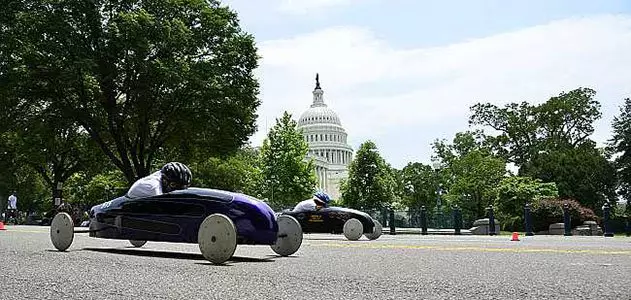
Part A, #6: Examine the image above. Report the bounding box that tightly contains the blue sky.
[221,0,631,169]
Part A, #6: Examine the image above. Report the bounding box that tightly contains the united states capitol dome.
[298,106,342,126]
[297,74,343,126]
[298,89,342,126]
[296,73,353,200]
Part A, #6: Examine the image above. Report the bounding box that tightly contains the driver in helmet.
[292,191,331,212]
[126,162,192,199]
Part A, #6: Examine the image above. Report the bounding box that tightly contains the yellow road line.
[1,229,47,234]
[309,242,631,255]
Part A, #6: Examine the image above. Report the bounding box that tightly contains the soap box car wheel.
[271,215,303,256]
[343,218,363,241]
[198,213,237,264]
[50,212,75,251]
[365,219,382,240]
[129,240,147,247]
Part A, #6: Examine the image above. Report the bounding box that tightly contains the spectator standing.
[6,191,17,224]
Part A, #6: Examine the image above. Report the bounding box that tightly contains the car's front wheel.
[50,212,74,251]
[343,218,363,241]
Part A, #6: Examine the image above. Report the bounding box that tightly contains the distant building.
[297,74,354,199]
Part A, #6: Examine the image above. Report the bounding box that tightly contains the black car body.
[280,206,376,234]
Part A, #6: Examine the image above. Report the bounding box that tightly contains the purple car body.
[88,187,279,245]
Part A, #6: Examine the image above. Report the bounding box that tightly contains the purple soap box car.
[49,187,303,264]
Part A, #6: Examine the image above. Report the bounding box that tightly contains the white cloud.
[276,0,356,14]
[251,15,631,168]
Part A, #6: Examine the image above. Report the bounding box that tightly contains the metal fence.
[362,207,482,229]
[268,201,631,236]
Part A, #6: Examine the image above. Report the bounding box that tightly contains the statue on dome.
[315,73,321,89]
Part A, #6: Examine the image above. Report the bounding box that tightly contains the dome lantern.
[298,74,342,126]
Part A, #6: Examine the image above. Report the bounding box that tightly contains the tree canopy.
[341,140,396,210]
[469,88,615,211]
[432,131,507,219]
[609,98,631,212]
[469,88,601,166]
[1,0,260,184]
[258,112,316,207]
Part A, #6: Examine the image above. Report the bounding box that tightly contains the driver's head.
[160,162,192,193]
[313,191,331,208]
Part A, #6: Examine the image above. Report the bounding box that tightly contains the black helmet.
[161,162,192,190]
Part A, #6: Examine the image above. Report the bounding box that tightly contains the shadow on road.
[303,237,345,241]
[80,247,274,264]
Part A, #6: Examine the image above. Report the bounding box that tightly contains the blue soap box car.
[49,188,303,264]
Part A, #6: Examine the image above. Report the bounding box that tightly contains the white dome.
[298,106,341,126]
[297,74,343,127]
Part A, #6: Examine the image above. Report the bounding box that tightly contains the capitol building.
[297,74,354,200]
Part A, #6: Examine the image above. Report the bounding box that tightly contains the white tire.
[130,240,147,247]
[271,215,303,256]
[50,212,74,251]
[365,219,382,240]
[198,214,237,264]
[343,218,363,241]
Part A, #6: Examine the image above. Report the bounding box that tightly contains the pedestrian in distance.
[6,191,18,224]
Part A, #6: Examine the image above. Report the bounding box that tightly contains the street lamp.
[431,160,442,229]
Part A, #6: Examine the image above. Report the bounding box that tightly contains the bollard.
[524,203,534,236]
[420,206,428,235]
[382,207,388,230]
[487,205,496,236]
[563,202,572,236]
[625,214,630,237]
[389,209,396,235]
[453,205,462,235]
[602,202,614,237]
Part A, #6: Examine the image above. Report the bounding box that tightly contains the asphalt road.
[1,225,630,300]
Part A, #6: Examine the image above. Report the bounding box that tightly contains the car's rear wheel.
[129,240,147,247]
[271,215,303,256]
[198,213,237,264]
[343,218,363,241]
[50,212,74,251]
[365,219,382,240]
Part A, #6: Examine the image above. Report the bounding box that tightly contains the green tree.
[191,146,262,196]
[469,88,601,166]
[0,132,51,216]
[399,162,438,210]
[259,112,316,207]
[519,143,617,211]
[65,169,129,210]
[495,176,558,231]
[468,102,538,166]
[1,0,260,184]
[469,88,615,210]
[340,141,396,210]
[609,98,631,212]
[433,131,507,221]
[536,88,601,148]
[11,110,104,204]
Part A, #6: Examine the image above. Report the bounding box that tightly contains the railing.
[361,206,479,230]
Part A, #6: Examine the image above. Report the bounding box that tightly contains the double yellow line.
[310,242,631,255]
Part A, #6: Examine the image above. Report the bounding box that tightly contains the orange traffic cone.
[511,232,519,241]
[0,221,6,230]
